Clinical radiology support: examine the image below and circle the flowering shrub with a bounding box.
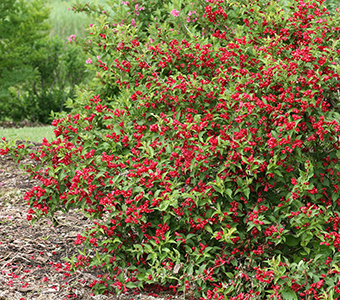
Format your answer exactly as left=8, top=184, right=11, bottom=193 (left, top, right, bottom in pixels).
left=3, top=0, right=340, bottom=299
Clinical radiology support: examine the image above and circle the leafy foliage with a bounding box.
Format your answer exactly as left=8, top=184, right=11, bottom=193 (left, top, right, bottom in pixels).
left=0, top=0, right=50, bottom=118
left=0, top=0, right=91, bottom=123
left=325, top=0, right=340, bottom=13
left=9, top=36, right=91, bottom=124
left=2, top=0, right=340, bottom=299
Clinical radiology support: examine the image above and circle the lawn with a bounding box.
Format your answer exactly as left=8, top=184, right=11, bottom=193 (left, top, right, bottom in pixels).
left=0, top=126, right=55, bottom=143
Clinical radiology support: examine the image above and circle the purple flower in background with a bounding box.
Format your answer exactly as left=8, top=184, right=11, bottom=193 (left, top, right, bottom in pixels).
left=134, top=4, right=145, bottom=16
left=86, top=58, right=92, bottom=64
left=68, top=34, right=76, bottom=42
left=131, top=18, right=136, bottom=27
left=171, top=9, right=180, bottom=17
left=135, top=4, right=145, bottom=10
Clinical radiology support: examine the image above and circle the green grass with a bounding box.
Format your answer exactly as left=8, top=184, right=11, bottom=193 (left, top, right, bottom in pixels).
left=0, top=126, right=56, bottom=143
left=47, top=0, right=108, bottom=40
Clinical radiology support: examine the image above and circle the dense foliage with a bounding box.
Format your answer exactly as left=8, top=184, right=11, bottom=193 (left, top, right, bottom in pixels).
left=14, top=35, right=90, bottom=124
left=325, top=0, right=340, bottom=13
left=0, top=0, right=49, bottom=119
left=2, top=0, right=340, bottom=299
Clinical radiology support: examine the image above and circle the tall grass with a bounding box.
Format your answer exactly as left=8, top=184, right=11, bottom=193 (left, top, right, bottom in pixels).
left=47, top=0, right=108, bottom=40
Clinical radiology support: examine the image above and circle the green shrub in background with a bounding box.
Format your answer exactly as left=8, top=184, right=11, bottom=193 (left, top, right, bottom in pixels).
left=8, top=35, right=91, bottom=124
left=0, top=0, right=50, bottom=119
left=325, top=0, right=340, bottom=13
left=0, top=0, right=92, bottom=124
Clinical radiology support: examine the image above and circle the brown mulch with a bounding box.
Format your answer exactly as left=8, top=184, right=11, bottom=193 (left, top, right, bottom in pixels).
left=0, top=150, right=115, bottom=300
left=0, top=138, right=189, bottom=300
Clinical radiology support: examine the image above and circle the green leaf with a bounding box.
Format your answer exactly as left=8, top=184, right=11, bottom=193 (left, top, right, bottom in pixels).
left=300, top=232, right=313, bottom=247
left=244, top=187, right=250, bottom=199
left=95, top=251, right=101, bottom=263
left=281, top=288, right=298, bottom=300
left=284, top=235, right=300, bottom=247
left=332, top=193, right=338, bottom=202
left=226, top=188, right=232, bottom=198
left=186, top=264, right=194, bottom=275
left=163, top=213, right=171, bottom=224
left=205, top=224, right=213, bottom=234
left=158, top=200, right=170, bottom=211
left=125, top=281, right=137, bottom=289
left=324, top=177, right=330, bottom=187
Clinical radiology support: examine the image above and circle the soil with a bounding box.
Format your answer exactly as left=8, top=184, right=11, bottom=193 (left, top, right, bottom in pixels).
left=0, top=124, right=190, bottom=300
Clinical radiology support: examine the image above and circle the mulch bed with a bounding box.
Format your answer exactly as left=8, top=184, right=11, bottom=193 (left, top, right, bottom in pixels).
left=0, top=151, right=114, bottom=300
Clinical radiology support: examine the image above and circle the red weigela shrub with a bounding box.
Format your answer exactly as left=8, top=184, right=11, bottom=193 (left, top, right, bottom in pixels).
left=2, top=0, right=340, bottom=298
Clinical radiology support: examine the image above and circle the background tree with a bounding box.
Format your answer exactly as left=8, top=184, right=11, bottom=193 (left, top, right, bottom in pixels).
left=9, top=35, right=91, bottom=124
left=0, top=0, right=50, bottom=119
left=0, top=0, right=91, bottom=124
